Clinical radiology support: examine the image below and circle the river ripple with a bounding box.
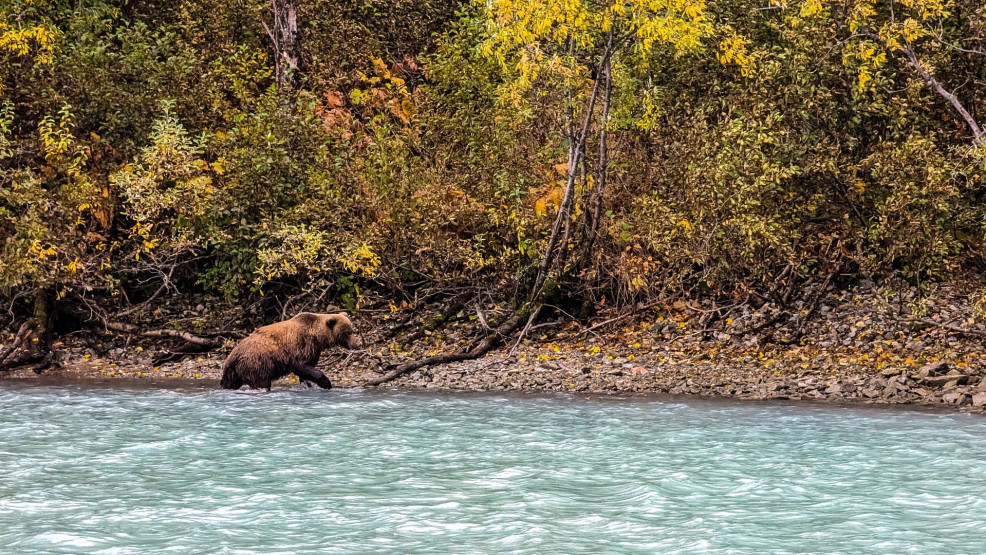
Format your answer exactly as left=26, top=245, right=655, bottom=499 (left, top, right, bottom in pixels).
left=1, top=384, right=985, bottom=553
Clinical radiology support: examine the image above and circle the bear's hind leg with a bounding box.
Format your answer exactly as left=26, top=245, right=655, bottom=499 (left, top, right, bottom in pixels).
left=251, top=380, right=272, bottom=392
left=293, top=365, right=332, bottom=389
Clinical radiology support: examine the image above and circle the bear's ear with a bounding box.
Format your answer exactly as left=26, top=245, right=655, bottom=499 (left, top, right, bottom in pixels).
left=325, top=315, right=339, bottom=331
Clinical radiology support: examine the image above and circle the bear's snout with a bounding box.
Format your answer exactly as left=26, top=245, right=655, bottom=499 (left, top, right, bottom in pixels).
left=347, top=335, right=362, bottom=350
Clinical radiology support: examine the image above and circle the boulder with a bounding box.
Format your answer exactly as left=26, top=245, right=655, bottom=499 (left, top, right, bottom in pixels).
left=942, top=392, right=971, bottom=406
left=918, top=361, right=949, bottom=377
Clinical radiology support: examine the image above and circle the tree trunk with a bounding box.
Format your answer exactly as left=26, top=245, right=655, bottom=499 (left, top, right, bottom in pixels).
left=575, top=36, right=614, bottom=319
left=531, top=43, right=610, bottom=298
left=583, top=30, right=613, bottom=264
left=32, top=289, right=54, bottom=348
left=363, top=39, right=616, bottom=388
left=268, top=0, right=301, bottom=90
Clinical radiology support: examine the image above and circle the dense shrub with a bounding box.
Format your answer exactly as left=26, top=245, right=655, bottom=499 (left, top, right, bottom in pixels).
left=2, top=0, right=985, bottom=326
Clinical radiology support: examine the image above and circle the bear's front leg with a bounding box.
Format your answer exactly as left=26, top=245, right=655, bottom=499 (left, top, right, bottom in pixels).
left=293, top=365, right=332, bottom=389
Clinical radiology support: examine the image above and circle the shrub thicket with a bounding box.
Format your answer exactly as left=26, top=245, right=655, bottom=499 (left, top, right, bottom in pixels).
left=2, top=0, right=985, bottom=330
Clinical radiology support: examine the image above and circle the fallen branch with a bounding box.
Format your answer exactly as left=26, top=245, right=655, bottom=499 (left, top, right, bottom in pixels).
left=106, top=322, right=223, bottom=347
left=365, top=311, right=526, bottom=387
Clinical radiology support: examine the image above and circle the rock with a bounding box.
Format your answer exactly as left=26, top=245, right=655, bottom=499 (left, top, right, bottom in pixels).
left=942, top=392, right=971, bottom=406
left=825, top=383, right=843, bottom=394
left=973, top=392, right=986, bottom=407
left=923, top=374, right=968, bottom=387
left=880, top=367, right=902, bottom=377
left=919, top=361, right=949, bottom=376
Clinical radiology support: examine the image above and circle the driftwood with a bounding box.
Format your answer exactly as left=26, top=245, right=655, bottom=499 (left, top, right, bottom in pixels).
left=365, top=312, right=526, bottom=386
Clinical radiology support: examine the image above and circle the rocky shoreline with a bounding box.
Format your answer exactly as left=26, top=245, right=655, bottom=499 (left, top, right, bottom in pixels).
left=3, top=283, right=986, bottom=413
left=4, top=336, right=985, bottom=414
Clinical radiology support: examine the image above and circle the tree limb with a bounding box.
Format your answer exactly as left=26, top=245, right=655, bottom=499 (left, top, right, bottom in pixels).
left=900, top=43, right=983, bottom=145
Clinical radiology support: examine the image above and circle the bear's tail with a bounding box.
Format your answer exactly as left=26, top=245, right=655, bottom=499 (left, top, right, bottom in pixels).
left=219, top=357, right=242, bottom=390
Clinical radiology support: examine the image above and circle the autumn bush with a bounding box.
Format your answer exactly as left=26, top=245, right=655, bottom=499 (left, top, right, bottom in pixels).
left=2, top=0, right=986, bottom=333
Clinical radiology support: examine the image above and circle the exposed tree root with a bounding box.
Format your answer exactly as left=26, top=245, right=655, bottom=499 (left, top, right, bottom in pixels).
left=0, top=322, right=32, bottom=368
left=1, top=321, right=59, bottom=373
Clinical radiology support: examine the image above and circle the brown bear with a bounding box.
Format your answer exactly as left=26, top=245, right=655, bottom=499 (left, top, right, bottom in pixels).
left=220, top=312, right=360, bottom=391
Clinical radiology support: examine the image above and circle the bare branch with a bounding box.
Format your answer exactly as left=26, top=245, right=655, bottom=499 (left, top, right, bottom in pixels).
left=900, top=43, right=984, bottom=145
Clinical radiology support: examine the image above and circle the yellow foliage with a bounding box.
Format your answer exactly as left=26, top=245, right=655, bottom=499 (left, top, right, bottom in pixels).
left=481, top=0, right=712, bottom=102
left=717, top=27, right=757, bottom=76
left=339, top=243, right=381, bottom=277
left=30, top=240, right=57, bottom=260
left=0, top=20, right=56, bottom=65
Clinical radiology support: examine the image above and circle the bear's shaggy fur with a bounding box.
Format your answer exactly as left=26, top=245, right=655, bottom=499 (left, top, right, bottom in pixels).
left=220, top=312, right=360, bottom=391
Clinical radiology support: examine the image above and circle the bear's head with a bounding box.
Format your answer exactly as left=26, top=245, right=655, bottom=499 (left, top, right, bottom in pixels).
left=319, top=312, right=361, bottom=350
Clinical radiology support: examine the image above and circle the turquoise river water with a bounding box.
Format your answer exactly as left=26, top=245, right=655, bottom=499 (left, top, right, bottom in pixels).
left=1, top=382, right=985, bottom=553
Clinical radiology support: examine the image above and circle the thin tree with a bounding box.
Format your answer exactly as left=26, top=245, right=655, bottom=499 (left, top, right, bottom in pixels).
left=265, top=0, right=301, bottom=90
left=367, top=0, right=715, bottom=385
